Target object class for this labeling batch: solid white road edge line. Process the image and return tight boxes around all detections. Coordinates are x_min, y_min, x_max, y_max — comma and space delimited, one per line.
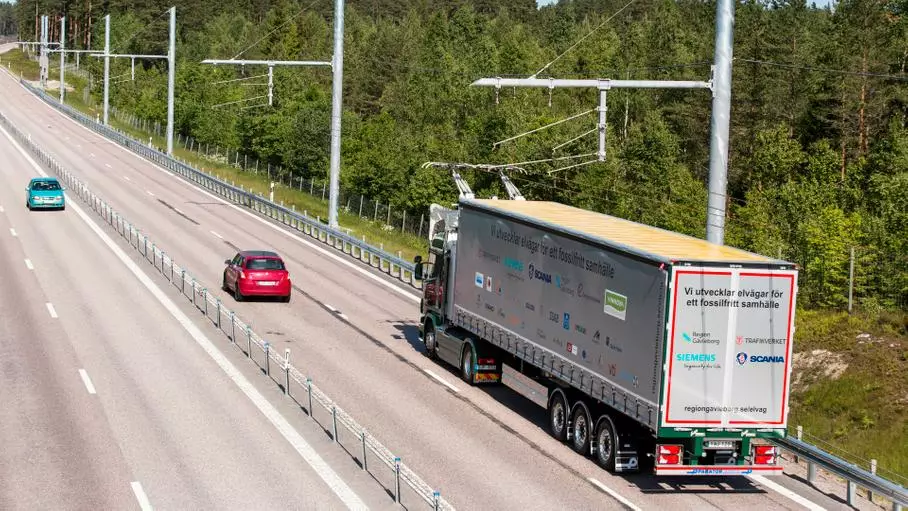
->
1, 123, 368, 511
78, 369, 97, 395
422, 369, 460, 393
588, 478, 643, 511
130, 481, 153, 511
747, 475, 828, 511
24, 258, 33, 270
8, 71, 421, 304
46, 302, 58, 318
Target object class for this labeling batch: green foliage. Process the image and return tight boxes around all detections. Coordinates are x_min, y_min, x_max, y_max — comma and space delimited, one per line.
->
13, 0, 907, 310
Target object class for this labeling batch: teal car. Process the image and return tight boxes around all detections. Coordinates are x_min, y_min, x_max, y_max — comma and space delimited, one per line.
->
26, 177, 66, 211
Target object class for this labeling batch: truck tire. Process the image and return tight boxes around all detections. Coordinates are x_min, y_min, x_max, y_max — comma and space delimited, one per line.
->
547, 390, 568, 442
594, 416, 617, 471
460, 345, 475, 385
423, 324, 438, 360
570, 403, 593, 455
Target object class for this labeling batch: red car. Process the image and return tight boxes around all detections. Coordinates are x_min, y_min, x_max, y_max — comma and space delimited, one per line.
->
222, 250, 291, 302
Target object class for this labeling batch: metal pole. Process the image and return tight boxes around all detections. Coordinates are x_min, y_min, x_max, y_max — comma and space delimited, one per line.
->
59, 16, 65, 102
705, 0, 735, 245
848, 246, 855, 313
166, 6, 175, 155
327, 0, 345, 229
597, 89, 607, 161
103, 14, 110, 125
267, 65, 273, 106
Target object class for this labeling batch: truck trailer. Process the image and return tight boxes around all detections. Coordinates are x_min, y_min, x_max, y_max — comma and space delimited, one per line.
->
414, 198, 798, 476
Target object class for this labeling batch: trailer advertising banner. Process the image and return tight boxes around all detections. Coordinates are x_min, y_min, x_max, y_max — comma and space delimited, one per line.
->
661, 267, 798, 428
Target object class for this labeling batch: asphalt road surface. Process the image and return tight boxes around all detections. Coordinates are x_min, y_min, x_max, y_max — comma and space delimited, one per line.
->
0, 50, 882, 511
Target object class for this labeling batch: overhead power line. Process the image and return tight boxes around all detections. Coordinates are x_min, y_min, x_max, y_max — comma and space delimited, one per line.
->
739, 58, 908, 81
231, 0, 320, 60
531, 0, 638, 78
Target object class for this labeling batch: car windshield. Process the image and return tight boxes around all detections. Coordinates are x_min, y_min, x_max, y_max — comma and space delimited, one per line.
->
32, 181, 61, 191
246, 258, 285, 270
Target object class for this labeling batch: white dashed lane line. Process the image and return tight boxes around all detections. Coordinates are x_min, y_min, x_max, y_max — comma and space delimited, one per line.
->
146, 190, 155, 197
423, 369, 460, 393
209, 230, 223, 240
90, 152, 95, 157
10, 227, 17, 237
105, 163, 112, 168
123, 176, 131, 182
0, 205, 5, 213
588, 478, 643, 511
24, 258, 33, 270
130, 482, 153, 511
78, 369, 97, 394
46, 302, 58, 318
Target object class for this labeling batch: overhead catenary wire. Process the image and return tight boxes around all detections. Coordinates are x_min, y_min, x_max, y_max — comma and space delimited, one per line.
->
530, 0, 638, 78
212, 73, 268, 85
493, 109, 597, 148
553, 128, 598, 152
212, 95, 268, 108
108, 8, 171, 55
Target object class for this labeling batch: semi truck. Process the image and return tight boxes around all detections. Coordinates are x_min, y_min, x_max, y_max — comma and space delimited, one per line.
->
414, 196, 798, 476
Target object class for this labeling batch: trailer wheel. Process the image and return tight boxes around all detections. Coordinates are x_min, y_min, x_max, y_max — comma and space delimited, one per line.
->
547, 391, 568, 442
460, 345, 475, 385
570, 404, 592, 455
595, 417, 617, 471
423, 324, 438, 360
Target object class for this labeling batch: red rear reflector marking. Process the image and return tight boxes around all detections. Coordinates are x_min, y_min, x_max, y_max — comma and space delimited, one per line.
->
658, 454, 681, 465
754, 445, 776, 456
755, 454, 776, 465
478, 358, 496, 365
658, 445, 683, 455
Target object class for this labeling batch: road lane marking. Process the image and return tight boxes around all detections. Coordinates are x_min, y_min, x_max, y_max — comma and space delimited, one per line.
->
9, 227, 17, 237
78, 369, 97, 394
423, 369, 460, 393
2, 123, 368, 509
173, 207, 186, 216
130, 482, 152, 511
123, 175, 131, 182
209, 230, 223, 239
588, 478, 642, 511
105, 163, 112, 168
338, 313, 349, 320
748, 475, 827, 511
146, 190, 155, 197
24, 258, 33, 270
90, 152, 95, 157
18, 89, 422, 303
323, 303, 338, 312
0, 205, 5, 213
46, 302, 58, 318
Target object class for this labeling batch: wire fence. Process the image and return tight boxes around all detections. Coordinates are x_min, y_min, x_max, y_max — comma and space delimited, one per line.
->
95, 104, 432, 240
0, 108, 454, 511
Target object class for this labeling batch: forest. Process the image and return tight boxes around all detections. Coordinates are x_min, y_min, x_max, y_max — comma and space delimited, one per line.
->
9, 0, 908, 311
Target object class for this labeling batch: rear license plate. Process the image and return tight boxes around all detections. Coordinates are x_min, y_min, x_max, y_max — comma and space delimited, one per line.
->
704, 440, 736, 449
257, 281, 277, 286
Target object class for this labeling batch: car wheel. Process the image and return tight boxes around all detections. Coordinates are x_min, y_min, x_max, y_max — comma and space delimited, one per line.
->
281, 291, 291, 303
222, 272, 229, 292
234, 283, 243, 302
60, 205, 65, 211
571, 404, 592, 455
548, 391, 569, 442
26, 201, 31, 210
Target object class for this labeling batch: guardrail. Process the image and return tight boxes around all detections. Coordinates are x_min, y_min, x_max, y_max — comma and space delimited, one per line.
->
16, 78, 421, 289
773, 433, 906, 511
0, 110, 453, 511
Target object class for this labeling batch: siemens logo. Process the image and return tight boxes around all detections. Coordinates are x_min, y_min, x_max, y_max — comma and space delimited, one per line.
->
503, 257, 524, 272
675, 353, 716, 362
527, 263, 552, 284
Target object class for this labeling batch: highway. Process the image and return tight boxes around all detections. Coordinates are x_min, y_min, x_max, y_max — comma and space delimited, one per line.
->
0, 56, 877, 510
0, 102, 388, 510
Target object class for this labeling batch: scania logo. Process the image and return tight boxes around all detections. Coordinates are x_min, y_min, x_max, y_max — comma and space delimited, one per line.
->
527, 263, 552, 284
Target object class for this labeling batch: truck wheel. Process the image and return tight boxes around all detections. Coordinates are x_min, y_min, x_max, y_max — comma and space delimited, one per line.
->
460, 345, 475, 385
547, 391, 568, 442
423, 325, 438, 360
571, 404, 592, 455
595, 417, 617, 471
